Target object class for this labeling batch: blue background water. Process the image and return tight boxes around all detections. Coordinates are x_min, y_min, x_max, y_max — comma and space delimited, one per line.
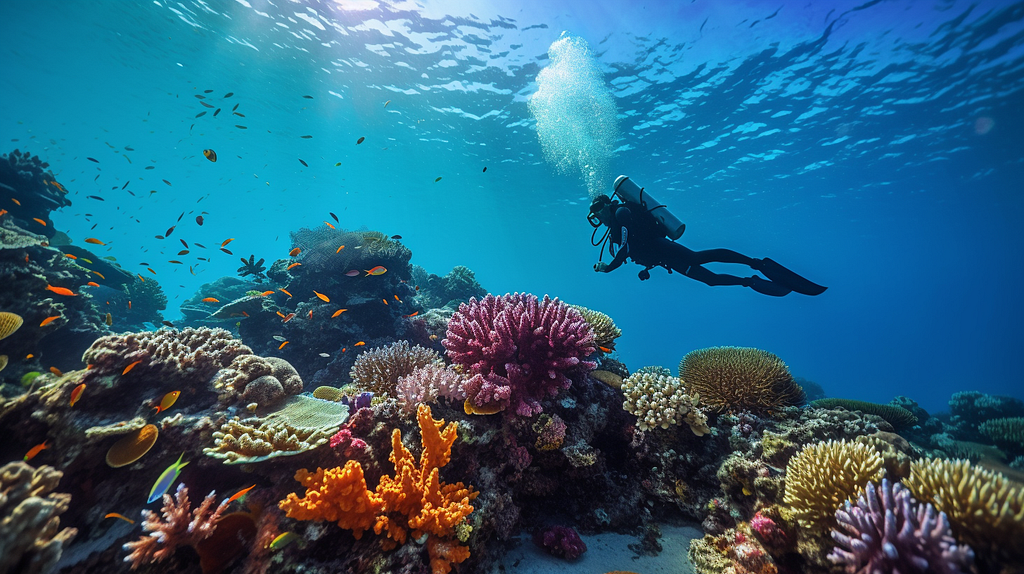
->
1, 0, 1021, 413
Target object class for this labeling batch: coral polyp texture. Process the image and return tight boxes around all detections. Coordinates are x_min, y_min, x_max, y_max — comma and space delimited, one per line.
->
122, 483, 229, 569
620, 371, 708, 435
978, 416, 1024, 448
810, 397, 919, 428
904, 458, 1024, 564
0, 462, 77, 574
829, 479, 975, 574
678, 346, 805, 415
395, 362, 469, 414
783, 439, 884, 528
215, 354, 304, 407
350, 339, 443, 396
280, 405, 477, 574
567, 303, 621, 351
443, 293, 596, 416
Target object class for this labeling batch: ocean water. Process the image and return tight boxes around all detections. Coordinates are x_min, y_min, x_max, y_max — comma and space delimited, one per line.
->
2, 0, 1022, 416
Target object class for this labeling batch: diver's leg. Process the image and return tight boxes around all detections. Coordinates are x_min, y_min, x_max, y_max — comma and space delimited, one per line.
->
751, 258, 828, 296
689, 248, 756, 267
685, 264, 792, 296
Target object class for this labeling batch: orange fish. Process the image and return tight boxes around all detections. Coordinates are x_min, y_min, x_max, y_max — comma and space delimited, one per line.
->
46, 285, 77, 296
153, 390, 180, 414
241, 311, 250, 317
279, 288, 293, 297
227, 485, 256, 504
26, 353, 35, 359
33, 218, 46, 226
85, 238, 106, 245
93, 271, 106, 279
137, 275, 145, 282
104, 513, 136, 525
364, 266, 387, 276
50, 366, 64, 376
64, 253, 78, 260
202, 297, 220, 303
354, 341, 365, 346
24, 441, 48, 461
289, 247, 301, 256
403, 311, 419, 318
323, 221, 335, 229
11, 198, 21, 205
336, 245, 345, 253
128, 301, 133, 309
307, 310, 313, 320
341, 347, 347, 353
382, 299, 388, 305
221, 238, 235, 248
122, 360, 143, 375
287, 262, 301, 271
394, 295, 401, 302
260, 290, 275, 297
331, 309, 347, 318
40, 316, 60, 327
87, 281, 100, 287
147, 268, 156, 275
313, 291, 329, 302
276, 311, 286, 319
598, 346, 612, 353
279, 341, 289, 350
70, 382, 85, 406
282, 313, 295, 323
0, 209, 6, 216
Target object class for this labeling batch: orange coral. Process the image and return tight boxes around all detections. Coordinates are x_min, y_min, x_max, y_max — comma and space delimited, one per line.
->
279, 404, 477, 574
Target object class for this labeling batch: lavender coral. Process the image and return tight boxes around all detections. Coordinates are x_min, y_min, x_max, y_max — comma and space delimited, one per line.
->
443, 293, 596, 416
395, 363, 468, 414
829, 479, 975, 574
123, 483, 229, 569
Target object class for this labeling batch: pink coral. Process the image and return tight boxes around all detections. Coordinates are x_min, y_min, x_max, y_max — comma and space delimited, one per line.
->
395, 363, 468, 414
443, 293, 596, 416
749, 510, 787, 549
122, 483, 229, 569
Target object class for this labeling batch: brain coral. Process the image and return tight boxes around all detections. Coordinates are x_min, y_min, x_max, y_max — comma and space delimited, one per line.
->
811, 397, 918, 428
444, 293, 596, 417
679, 346, 804, 415
904, 458, 1024, 564
783, 439, 884, 528
349, 340, 442, 396
620, 371, 708, 435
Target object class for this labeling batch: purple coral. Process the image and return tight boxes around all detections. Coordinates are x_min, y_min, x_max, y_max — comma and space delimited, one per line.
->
829, 479, 975, 574
533, 525, 587, 560
123, 483, 229, 569
443, 293, 596, 416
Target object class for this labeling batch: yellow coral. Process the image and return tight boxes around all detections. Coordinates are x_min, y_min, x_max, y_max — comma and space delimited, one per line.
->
679, 347, 804, 415
783, 439, 883, 528
568, 304, 621, 351
904, 458, 1024, 561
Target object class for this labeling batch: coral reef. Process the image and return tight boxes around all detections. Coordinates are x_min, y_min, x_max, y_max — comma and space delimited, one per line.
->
350, 340, 442, 397
829, 479, 975, 574
122, 483, 229, 569
783, 439, 885, 528
444, 293, 596, 416
533, 525, 587, 559
620, 370, 708, 435
395, 362, 468, 415
237, 254, 267, 283
810, 397, 918, 428
567, 304, 621, 352
0, 462, 77, 574
215, 354, 304, 407
679, 346, 805, 415
979, 417, 1024, 450
411, 264, 487, 309
0, 149, 71, 238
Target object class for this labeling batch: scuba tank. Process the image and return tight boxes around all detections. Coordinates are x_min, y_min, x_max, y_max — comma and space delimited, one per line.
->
612, 175, 686, 240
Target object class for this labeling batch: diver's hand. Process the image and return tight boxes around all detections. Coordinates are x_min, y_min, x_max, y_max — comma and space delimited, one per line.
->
594, 262, 609, 273
638, 269, 651, 281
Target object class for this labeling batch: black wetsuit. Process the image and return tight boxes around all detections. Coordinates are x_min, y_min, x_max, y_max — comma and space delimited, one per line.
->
597, 201, 826, 297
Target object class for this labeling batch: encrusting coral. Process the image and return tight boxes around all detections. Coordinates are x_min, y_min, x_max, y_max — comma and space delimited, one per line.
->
280, 404, 478, 574
904, 458, 1024, 565
829, 479, 975, 574
350, 339, 443, 397
620, 370, 708, 435
122, 483, 229, 569
679, 346, 805, 415
810, 397, 918, 428
783, 439, 884, 528
0, 462, 77, 574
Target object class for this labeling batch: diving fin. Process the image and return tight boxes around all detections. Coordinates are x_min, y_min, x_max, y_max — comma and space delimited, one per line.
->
755, 258, 827, 296
746, 276, 792, 297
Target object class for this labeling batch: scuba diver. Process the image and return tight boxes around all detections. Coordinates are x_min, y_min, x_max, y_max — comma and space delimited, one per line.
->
588, 176, 827, 297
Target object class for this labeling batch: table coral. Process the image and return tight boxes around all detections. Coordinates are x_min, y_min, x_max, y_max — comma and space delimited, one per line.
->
444, 293, 596, 417
679, 346, 805, 415
0, 462, 77, 574
280, 404, 477, 574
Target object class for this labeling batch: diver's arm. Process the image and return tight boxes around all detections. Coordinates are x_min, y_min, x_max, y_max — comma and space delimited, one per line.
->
602, 241, 629, 271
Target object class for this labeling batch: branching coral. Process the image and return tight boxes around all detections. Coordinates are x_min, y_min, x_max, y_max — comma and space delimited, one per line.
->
979, 417, 1024, 449
122, 483, 229, 569
395, 362, 468, 415
810, 398, 918, 428
350, 340, 443, 396
679, 346, 805, 415
567, 304, 621, 351
280, 405, 477, 574
904, 458, 1024, 564
783, 439, 884, 528
0, 462, 77, 574
620, 371, 708, 435
829, 479, 975, 574
444, 293, 596, 417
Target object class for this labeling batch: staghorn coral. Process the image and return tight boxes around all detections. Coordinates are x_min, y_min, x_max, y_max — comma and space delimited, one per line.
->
679, 347, 805, 415
216, 354, 303, 407
620, 371, 708, 435
0, 462, 77, 574
204, 395, 349, 464
122, 483, 229, 569
444, 293, 596, 417
280, 404, 477, 574
783, 439, 885, 528
829, 479, 975, 574
904, 458, 1024, 564
810, 398, 918, 428
350, 340, 443, 396
395, 362, 468, 415
979, 417, 1024, 449
567, 304, 621, 351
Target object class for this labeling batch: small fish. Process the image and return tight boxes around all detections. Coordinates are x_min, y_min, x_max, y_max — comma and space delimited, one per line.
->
94, 271, 106, 279
85, 237, 106, 245
260, 290, 275, 297
356, 136, 365, 144
200, 101, 214, 108
11, 198, 21, 206
87, 282, 100, 287
87, 157, 99, 163
51, 366, 64, 377
384, 100, 391, 107
203, 149, 217, 162
104, 513, 135, 525
282, 313, 295, 323
162, 321, 174, 327
313, 291, 330, 302
163, 179, 172, 186
202, 297, 219, 303
213, 108, 221, 117
434, 177, 442, 183
235, 125, 247, 129
177, 250, 189, 256
221, 238, 235, 248
354, 341, 365, 346
364, 266, 387, 276
227, 485, 255, 504
137, 275, 145, 282
330, 212, 339, 223
482, 166, 487, 172
105, 313, 112, 326
65, 254, 78, 260
334, 162, 341, 166
319, 353, 330, 358
323, 221, 335, 229
273, 335, 286, 342
279, 341, 289, 350
336, 245, 345, 253
145, 165, 155, 170
308, 310, 313, 320
122, 360, 143, 375
303, 95, 313, 99
195, 215, 204, 226
148, 453, 189, 504
232, 103, 239, 111
331, 309, 347, 318
279, 288, 293, 297
46, 285, 77, 296
298, 159, 308, 167
403, 311, 419, 318
81, 258, 93, 264
24, 441, 48, 461
287, 262, 301, 271
300, 135, 312, 139
344, 270, 359, 277
391, 235, 402, 240
289, 247, 301, 256
40, 316, 60, 327
195, 111, 207, 118
234, 112, 244, 117
70, 382, 85, 406
268, 531, 300, 551
598, 346, 612, 353
276, 311, 286, 319
224, 92, 234, 98
382, 298, 389, 305
429, 334, 438, 341
86, 195, 105, 200
153, 390, 180, 414
33, 218, 46, 226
